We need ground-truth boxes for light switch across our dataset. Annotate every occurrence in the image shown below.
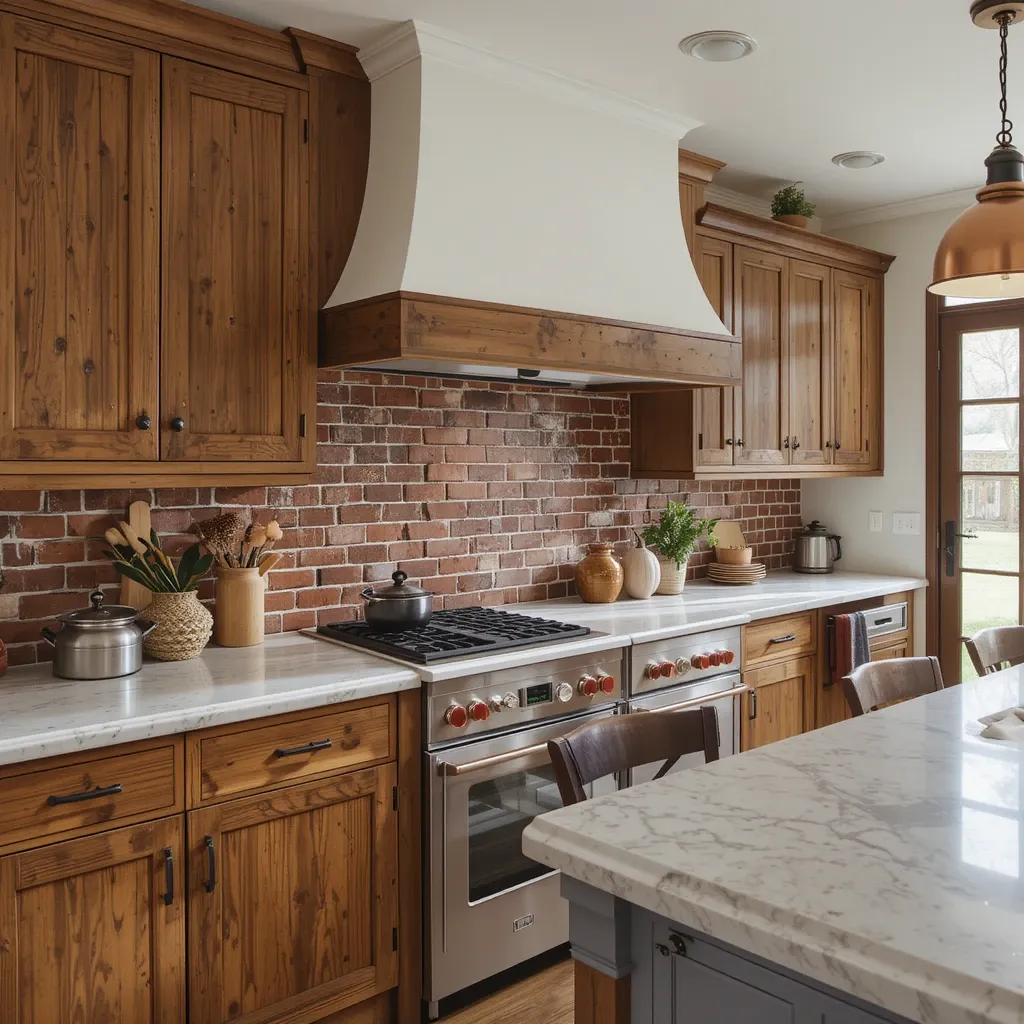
[869,511,883,533]
[893,512,921,536]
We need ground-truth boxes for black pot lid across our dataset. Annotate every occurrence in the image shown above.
[57,589,141,627]
[802,520,830,535]
[365,571,434,600]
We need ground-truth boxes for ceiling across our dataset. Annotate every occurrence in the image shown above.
[195,0,1014,217]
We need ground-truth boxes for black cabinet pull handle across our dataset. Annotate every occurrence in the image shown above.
[792,438,801,450]
[205,835,217,893]
[47,783,122,806]
[834,440,841,451]
[135,413,151,431]
[874,616,893,626]
[163,847,174,906]
[825,440,833,448]
[768,634,797,645]
[735,438,745,447]
[170,416,185,432]
[749,690,758,720]
[783,436,789,449]
[274,738,332,758]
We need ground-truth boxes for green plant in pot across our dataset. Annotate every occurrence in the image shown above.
[641,501,718,596]
[770,183,815,229]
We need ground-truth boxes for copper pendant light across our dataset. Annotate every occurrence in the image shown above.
[931,0,1024,298]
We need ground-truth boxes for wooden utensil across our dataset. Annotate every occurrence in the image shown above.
[712,521,746,550]
[119,500,153,611]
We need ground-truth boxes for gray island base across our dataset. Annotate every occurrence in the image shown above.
[565,876,914,1024]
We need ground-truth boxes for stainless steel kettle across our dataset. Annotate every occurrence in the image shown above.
[793,520,842,574]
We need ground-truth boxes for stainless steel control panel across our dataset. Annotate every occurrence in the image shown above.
[628,627,742,698]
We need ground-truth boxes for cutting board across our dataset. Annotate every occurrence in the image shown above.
[119,500,152,611]
[711,520,746,550]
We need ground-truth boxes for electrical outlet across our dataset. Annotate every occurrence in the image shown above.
[893,512,921,536]
[869,511,883,533]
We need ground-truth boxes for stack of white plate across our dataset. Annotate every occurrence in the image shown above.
[706,561,767,585]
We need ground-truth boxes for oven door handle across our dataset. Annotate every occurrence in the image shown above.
[633,683,749,715]
[437,742,551,777]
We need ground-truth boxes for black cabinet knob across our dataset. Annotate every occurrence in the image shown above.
[135,413,151,431]
[170,416,185,432]
[725,438,734,446]
[834,440,842,451]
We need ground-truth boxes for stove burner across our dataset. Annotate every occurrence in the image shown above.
[317,606,591,664]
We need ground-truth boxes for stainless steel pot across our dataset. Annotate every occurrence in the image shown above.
[41,590,156,679]
[793,520,842,574]
[360,571,434,631]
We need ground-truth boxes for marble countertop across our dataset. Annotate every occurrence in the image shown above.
[0,633,420,766]
[524,668,1024,1024]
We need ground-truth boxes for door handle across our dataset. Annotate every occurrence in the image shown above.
[944,520,977,576]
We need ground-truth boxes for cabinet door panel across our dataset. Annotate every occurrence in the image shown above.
[693,233,735,467]
[788,260,831,467]
[162,57,309,463]
[188,766,398,1024]
[832,270,880,468]
[741,657,811,750]
[0,14,159,461]
[0,817,184,1024]
[733,246,788,466]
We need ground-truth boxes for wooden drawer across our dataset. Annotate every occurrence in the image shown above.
[188,698,395,806]
[0,739,182,853]
[743,612,816,669]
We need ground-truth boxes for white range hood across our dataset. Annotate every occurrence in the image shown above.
[319,21,739,390]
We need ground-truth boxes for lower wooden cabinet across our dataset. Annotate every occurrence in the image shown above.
[187,765,399,1024]
[740,656,813,751]
[0,817,185,1023]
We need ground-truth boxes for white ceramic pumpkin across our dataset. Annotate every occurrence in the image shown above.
[622,535,661,599]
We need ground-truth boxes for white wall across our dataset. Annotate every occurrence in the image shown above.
[803,204,968,649]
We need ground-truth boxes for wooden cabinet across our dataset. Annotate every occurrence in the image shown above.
[162,58,310,465]
[0,817,185,1023]
[188,766,398,1023]
[741,656,813,751]
[631,204,893,480]
[0,14,160,463]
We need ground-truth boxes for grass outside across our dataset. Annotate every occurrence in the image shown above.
[961,529,1020,679]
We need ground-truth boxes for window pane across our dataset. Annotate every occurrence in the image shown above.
[962,405,1019,472]
[961,328,1019,399]
[961,476,1019,571]
[962,571,1019,680]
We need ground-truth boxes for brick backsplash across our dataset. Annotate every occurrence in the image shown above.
[0,371,802,666]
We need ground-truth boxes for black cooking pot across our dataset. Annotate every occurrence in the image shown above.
[360,571,434,631]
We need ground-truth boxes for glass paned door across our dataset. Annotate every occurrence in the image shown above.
[939,313,1024,681]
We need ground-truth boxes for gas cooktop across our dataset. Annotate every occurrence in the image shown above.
[317,606,591,664]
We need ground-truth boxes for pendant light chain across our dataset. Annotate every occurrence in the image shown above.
[998,11,1015,147]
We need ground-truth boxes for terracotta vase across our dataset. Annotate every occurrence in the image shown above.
[214,567,267,647]
[143,591,213,662]
[773,213,808,229]
[655,555,690,596]
[574,543,624,604]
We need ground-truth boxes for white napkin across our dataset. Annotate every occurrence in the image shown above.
[980,707,1024,741]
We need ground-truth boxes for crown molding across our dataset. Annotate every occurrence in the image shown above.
[823,187,979,232]
[358,20,702,138]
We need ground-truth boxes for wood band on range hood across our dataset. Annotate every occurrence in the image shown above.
[318,292,742,392]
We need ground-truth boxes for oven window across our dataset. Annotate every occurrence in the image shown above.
[467,765,562,902]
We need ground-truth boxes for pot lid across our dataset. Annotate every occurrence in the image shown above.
[365,571,434,600]
[57,589,141,627]
[801,520,830,535]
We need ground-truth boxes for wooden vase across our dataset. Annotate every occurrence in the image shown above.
[574,543,624,604]
[214,567,267,647]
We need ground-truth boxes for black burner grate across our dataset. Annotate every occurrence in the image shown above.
[317,607,591,664]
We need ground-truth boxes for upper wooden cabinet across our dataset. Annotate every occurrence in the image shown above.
[631,203,893,480]
[162,58,309,464]
[0,14,159,463]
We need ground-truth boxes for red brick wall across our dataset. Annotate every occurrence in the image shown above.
[0,371,802,666]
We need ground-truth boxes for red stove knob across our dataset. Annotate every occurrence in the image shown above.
[467,700,490,722]
[659,661,677,679]
[445,704,468,728]
[708,651,722,667]
[578,675,600,697]
[645,662,662,680]
[691,654,711,670]
[720,649,735,665]
[598,674,616,694]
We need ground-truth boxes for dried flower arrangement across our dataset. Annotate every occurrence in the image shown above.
[191,512,284,574]
[103,523,212,593]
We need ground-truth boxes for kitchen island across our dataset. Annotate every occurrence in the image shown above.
[523,666,1024,1024]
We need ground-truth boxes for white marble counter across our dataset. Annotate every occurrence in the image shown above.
[0,633,420,766]
[524,668,1024,1024]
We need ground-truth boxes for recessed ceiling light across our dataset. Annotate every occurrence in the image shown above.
[832,151,886,169]
[678,30,757,62]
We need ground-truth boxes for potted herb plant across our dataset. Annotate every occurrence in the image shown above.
[641,501,718,596]
[770,183,815,229]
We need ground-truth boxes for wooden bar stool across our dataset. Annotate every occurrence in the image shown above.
[547,707,720,806]
[965,626,1024,676]
[842,656,944,717]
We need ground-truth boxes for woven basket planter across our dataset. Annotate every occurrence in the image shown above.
[143,592,213,662]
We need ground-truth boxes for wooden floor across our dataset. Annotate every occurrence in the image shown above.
[444,960,574,1024]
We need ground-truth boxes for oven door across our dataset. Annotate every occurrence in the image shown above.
[627,673,744,787]
[426,707,618,1006]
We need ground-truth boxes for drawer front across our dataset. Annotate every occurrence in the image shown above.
[193,700,394,804]
[744,613,816,668]
[0,742,180,851]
